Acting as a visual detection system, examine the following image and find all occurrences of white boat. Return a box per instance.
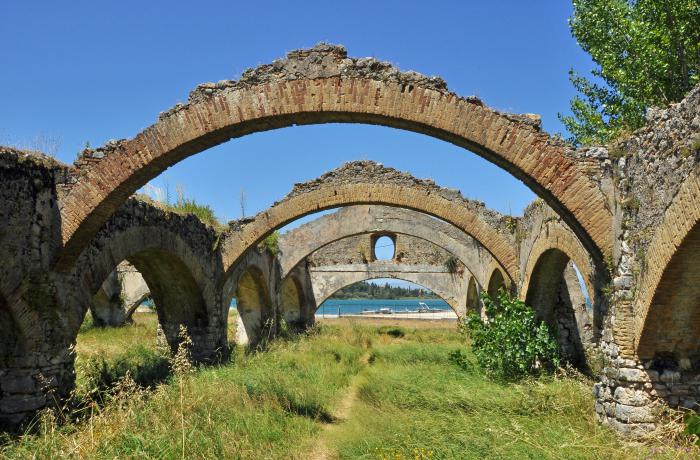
[379,307,393,314]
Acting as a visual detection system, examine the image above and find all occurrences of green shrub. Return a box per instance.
[461,290,560,381]
[685,412,700,445]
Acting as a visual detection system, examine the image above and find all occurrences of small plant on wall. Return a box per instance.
[444,255,459,274]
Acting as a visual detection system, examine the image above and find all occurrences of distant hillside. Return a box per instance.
[331,281,439,300]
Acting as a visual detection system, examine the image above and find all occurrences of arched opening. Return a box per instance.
[373,235,396,261]
[466,276,480,314]
[487,268,506,298]
[0,294,18,366]
[280,276,305,327]
[79,248,208,354]
[316,278,458,320]
[638,222,700,362]
[89,261,151,327]
[234,266,273,345]
[525,248,591,368]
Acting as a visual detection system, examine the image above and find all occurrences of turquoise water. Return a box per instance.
[229,298,451,315]
[317,298,449,316]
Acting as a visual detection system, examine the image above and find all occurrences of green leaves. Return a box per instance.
[460,290,560,381]
[686,412,700,445]
[560,0,700,145]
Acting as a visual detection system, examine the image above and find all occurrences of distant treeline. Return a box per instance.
[331,281,438,300]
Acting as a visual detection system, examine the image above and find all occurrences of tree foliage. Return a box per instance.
[461,290,560,381]
[331,281,438,300]
[560,0,700,145]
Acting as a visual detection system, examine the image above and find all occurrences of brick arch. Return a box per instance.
[277,205,513,284]
[634,173,700,359]
[57,44,612,270]
[220,164,519,282]
[519,221,598,317]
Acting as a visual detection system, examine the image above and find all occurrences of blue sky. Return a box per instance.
[1,1,595,225]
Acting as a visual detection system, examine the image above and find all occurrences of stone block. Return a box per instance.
[0,395,45,414]
[0,375,37,394]
[618,368,650,383]
[613,387,650,406]
[614,403,656,424]
[610,419,656,438]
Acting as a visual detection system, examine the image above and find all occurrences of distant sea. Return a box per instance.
[317,298,450,316]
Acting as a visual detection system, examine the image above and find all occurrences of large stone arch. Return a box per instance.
[277,205,512,285]
[57,44,612,270]
[309,262,466,315]
[64,199,224,360]
[634,173,700,359]
[220,161,519,281]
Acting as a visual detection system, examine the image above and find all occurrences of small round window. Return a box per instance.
[374,235,395,261]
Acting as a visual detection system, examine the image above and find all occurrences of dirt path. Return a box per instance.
[307,355,369,460]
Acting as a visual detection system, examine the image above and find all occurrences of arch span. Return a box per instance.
[220,161,519,281]
[277,205,512,284]
[57,44,612,270]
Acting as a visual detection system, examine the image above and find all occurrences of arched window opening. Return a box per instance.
[487,269,506,299]
[373,235,396,261]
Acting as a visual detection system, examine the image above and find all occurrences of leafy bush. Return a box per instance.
[461,290,560,381]
[686,412,700,445]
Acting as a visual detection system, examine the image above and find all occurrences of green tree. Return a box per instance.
[560,0,700,145]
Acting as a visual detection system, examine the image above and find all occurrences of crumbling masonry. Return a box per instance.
[0,44,698,437]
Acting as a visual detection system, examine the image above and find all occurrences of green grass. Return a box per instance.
[1,320,697,459]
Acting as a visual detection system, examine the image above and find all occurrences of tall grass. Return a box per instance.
[1,321,696,459]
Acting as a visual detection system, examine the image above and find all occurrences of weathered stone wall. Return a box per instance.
[591,84,700,437]
[307,233,457,268]
[0,148,75,430]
